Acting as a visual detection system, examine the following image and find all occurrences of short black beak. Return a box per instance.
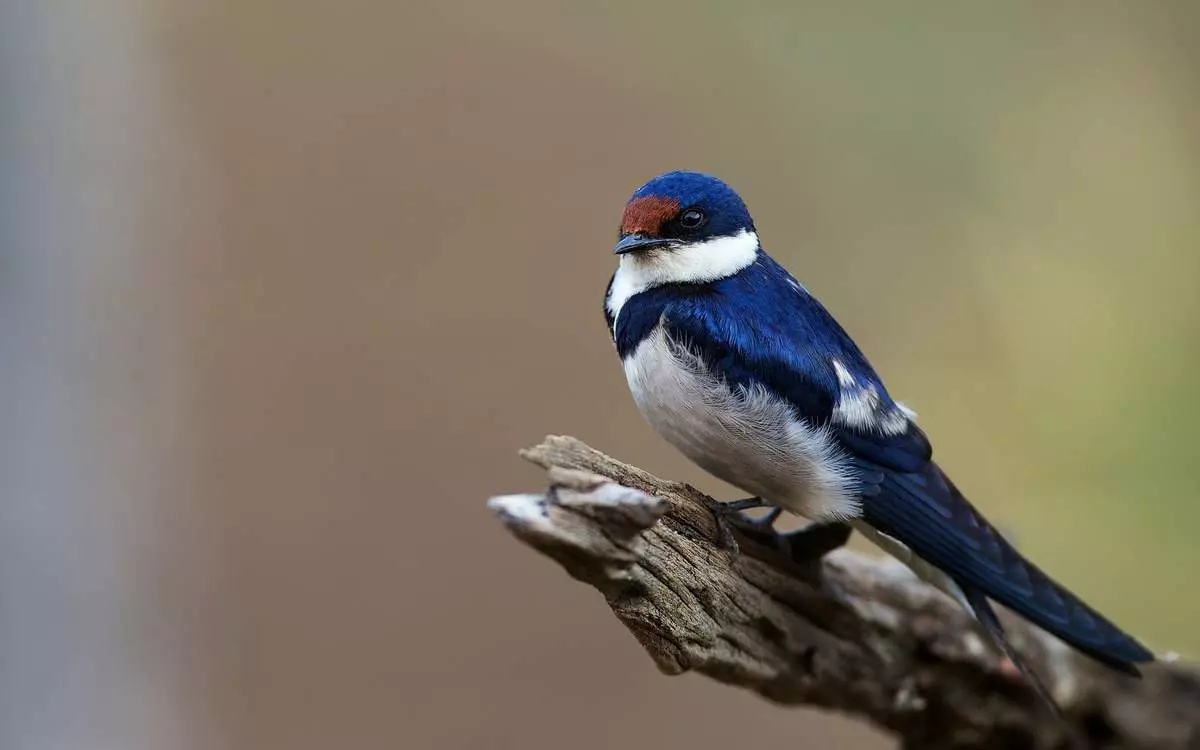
[613,234,673,255]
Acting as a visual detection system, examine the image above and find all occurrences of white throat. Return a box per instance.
[606,229,759,327]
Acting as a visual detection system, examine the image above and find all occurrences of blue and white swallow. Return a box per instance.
[604,170,1153,692]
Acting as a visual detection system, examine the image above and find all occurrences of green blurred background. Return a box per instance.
[3,2,1197,749]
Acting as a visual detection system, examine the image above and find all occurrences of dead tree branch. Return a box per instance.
[488,436,1199,750]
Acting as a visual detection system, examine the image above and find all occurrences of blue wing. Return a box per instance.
[653,258,1153,673]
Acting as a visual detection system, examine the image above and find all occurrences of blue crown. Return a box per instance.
[629,171,754,238]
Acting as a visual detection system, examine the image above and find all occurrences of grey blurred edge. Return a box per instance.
[490,436,1200,750]
[2,5,199,750]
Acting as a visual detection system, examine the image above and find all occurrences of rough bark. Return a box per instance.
[488,436,1200,750]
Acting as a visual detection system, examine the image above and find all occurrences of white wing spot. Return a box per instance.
[830,358,912,436]
[831,358,857,388]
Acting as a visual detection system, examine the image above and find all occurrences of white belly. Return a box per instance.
[623,327,860,521]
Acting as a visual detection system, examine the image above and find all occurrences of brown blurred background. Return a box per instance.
[3,2,1199,749]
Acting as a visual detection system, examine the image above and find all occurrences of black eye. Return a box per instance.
[678,208,706,230]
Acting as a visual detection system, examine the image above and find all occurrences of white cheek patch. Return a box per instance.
[830,358,912,436]
[606,229,759,327]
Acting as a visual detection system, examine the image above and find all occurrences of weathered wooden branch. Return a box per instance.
[489,436,1200,750]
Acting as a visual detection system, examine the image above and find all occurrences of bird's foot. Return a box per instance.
[723,497,768,513]
[773,521,852,565]
[703,497,780,554]
[701,497,757,554]
[701,498,851,563]
[725,498,785,531]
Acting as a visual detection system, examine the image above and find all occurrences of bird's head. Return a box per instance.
[612,171,759,285]
[615,171,754,253]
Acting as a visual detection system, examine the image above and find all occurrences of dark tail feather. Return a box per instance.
[933,471,1154,677]
[857,459,1155,675]
[962,586,1066,721]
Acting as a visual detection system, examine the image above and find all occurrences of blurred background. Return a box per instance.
[3,2,1198,748]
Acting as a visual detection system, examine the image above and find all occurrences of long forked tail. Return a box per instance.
[939,474,1155,677]
[859,462,1155,676]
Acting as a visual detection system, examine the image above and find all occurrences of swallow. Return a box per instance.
[604,170,1154,705]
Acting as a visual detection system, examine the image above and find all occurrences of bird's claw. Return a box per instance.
[723,497,768,513]
[702,497,752,554]
[702,498,850,563]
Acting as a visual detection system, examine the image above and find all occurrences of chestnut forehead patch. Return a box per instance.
[621,196,680,236]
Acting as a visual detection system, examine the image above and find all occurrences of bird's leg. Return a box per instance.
[724,497,767,512]
[724,498,787,530]
[703,497,776,553]
[701,497,750,553]
[707,498,785,554]
[756,507,784,528]
[721,497,791,532]
[703,498,851,562]
[775,521,853,564]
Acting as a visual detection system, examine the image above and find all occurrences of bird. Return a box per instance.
[603,169,1154,704]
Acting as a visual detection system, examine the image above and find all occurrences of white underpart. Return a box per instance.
[606,229,759,328]
[830,357,913,436]
[624,327,861,521]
